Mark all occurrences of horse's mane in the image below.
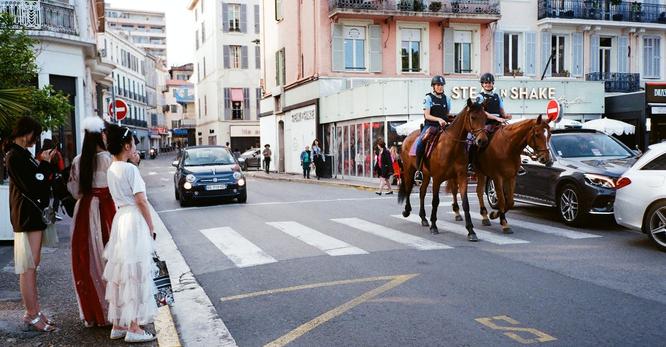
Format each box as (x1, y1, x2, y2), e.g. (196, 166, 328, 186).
(449, 101, 482, 128)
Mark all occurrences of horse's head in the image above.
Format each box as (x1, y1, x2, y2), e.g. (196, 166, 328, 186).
(528, 114, 552, 165)
(464, 97, 489, 148)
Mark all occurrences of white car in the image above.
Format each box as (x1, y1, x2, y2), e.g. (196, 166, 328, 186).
(614, 142, 666, 252)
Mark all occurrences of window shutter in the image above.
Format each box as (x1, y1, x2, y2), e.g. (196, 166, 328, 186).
(590, 34, 599, 74)
(655, 38, 661, 78)
(332, 24, 344, 72)
(241, 46, 248, 69)
(243, 88, 250, 120)
(572, 32, 583, 77)
(256, 88, 261, 117)
(224, 88, 230, 120)
(494, 31, 504, 75)
(618, 36, 628, 73)
(444, 28, 454, 73)
(255, 45, 261, 69)
(240, 4, 247, 33)
(525, 32, 536, 76)
(275, 50, 279, 85)
(222, 3, 229, 32)
(368, 25, 382, 72)
(223, 45, 230, 69)
(541, 31, 552, 77)
(254, 5, 260, 34)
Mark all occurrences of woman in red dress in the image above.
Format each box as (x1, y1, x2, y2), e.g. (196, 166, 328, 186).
(68, 117, 116, 327)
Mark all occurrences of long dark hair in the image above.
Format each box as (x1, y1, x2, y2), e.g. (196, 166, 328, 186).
(106, 123, 135, 155)
(11, 116, 42, 144)
(79, 130, 107, 195)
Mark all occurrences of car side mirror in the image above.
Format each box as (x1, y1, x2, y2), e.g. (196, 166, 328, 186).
(172, 160, 179, 167)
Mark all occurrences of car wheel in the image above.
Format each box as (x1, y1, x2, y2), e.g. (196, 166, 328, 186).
(485, 179, 499, 210)
(645, 200, 666, 252)
(557, 184, 586, 226)
(179, 196, 190, 207)
(175, 187, 180, 200)
(237, 190, 247, 203)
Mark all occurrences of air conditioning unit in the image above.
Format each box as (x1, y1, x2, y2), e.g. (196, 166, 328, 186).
(99, 49, 107, 57)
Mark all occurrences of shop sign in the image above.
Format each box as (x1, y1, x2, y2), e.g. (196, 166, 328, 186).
(230, 125, 260, 137)
(652, 107, 666, 114)
(645, 83, 666, 103)
(290, 109, 315, 123)
(451, 86, 556, 100)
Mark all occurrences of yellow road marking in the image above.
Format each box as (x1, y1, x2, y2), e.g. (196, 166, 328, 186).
(264, 274, 418, 347)
(220, 274, 412, 302)
(476, 315, 557, 344)
(155, 305, 182, 347)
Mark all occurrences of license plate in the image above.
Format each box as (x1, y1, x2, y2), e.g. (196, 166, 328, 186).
(205, 184, 226, 191)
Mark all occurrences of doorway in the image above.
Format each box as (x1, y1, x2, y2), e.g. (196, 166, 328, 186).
(278, 120, 285, 172)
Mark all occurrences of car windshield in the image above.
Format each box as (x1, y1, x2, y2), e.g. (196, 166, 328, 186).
(241, 149, 258, 156)
(183, 148, 236, 166)
(551, 133, 634, 158)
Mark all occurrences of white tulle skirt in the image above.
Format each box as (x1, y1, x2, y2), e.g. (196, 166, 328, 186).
(102, 205, 157, 327)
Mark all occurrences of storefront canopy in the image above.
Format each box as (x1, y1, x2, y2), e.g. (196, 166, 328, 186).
(582, 118, 635, 136)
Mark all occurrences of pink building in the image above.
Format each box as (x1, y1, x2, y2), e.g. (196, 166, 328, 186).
(261, 0, 501, 175)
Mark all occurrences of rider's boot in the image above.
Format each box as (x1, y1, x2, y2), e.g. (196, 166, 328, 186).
(414, 147, 424, 185)
(467, 146, 476, 175)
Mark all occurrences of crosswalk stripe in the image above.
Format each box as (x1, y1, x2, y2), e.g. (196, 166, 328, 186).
(200, 227, 277, 268)
(392, 214, 530, 245)
(266, 221, 369, 256)
(457, 213, 602, 239)
(331, 218, 452, 250)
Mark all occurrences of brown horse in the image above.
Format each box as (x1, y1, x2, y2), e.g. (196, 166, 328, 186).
(448, 115, 552, 233)
(398, 98, 488, 241)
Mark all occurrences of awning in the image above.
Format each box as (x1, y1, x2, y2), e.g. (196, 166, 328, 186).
(231, 88, 244, 102)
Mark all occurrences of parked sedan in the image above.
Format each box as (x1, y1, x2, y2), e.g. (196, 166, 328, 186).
(614, 142, 666, 252)
(173, 146, 247, 207)
(238, 148, 261, 171)
(486, 129, 637, 226)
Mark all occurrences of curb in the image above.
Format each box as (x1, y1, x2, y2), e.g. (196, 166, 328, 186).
(155, 305, 181, 347)
(245, 172, 383, 192)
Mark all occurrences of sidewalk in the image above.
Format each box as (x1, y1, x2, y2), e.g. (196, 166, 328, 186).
(0, 214, 177, 346)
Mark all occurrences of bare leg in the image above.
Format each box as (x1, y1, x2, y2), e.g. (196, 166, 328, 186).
(20, 231, 43, 317)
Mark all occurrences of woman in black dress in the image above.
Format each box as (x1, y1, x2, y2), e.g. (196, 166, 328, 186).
(373, 138, 393, 195)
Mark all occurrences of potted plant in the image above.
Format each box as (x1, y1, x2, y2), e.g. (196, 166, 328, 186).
(511, 68, 524, 77)
(429, 1, 442, 12)
(413, 0, 424, 11)
(398, 0, 412, 11)
(630, 1, 642, 21)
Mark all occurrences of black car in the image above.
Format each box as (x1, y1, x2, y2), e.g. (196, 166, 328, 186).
(238, 148, 261, 171)
(173, 146, 247, 206)
(485, 129, 638, 226)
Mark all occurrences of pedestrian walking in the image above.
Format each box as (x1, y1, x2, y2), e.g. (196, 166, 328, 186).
(312, 139, 324, 180)
(262, 144, 272, 174)
(37, 138, 65, 219)
(389, 145, 402, 188)
(300, 145, 312, 179)
(67, 116, 116, 327)
(6, 116, 57, 332)
(102, 123, 157, 343)
(373, 138, 393, 195)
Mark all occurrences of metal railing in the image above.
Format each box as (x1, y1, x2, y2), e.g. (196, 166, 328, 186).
(538, 0, 666, 24)
(329, 0, 500, 15)
(0, 0, 78, 35)
(585, 72, 640, 93)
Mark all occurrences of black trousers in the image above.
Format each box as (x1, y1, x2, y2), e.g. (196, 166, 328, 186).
(303, 164, 311, 178)
(264, 157, 271, 173)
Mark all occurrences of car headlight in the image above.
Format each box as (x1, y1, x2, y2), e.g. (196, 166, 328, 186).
(233, 171, 242, 180)
(186, 174, 196, 183)
(584, 174, 615, 189)
(237, 178, 246, 186)
(183, 182, 192, 190)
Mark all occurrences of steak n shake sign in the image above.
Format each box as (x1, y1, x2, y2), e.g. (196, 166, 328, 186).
(450, 86, 557, 100)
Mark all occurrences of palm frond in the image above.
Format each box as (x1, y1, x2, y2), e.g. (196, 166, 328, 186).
(0, 88, 31, 129)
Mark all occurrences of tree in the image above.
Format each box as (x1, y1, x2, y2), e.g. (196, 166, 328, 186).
(0, 12, 73, 183)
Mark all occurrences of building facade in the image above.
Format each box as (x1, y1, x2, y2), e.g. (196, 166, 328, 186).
(105, 6, 167, 60)
(164, 64, 196, 148)
(189, 0, 262, 152)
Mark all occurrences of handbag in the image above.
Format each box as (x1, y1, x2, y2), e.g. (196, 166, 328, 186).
(22, 192, 56, 225)
(152, 254, 174, 307)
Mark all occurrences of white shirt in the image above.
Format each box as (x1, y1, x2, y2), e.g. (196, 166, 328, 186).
(107, 161, 146, 207)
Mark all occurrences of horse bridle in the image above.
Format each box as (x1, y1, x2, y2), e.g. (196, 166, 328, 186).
(453, 106, 486, 142)
(525, 125, 551, 159)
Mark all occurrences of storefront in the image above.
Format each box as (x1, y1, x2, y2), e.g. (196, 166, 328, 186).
(646, 82, 666, 146)
(604, 92, 646, 150)
(230, 124, 261, 153)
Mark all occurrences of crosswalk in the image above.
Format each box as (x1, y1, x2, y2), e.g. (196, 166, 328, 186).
(197, 214, 604, 270)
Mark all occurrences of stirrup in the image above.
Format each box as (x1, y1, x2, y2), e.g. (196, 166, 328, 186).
(467, 164, 475, 175)
(414, 171, 423, 184)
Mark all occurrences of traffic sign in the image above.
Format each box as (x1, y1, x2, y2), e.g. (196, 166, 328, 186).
(546, 99, 562, 123)
(109, 99, 128, 121)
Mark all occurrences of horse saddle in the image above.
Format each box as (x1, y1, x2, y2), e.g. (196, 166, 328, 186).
(409, 126, 445, 158)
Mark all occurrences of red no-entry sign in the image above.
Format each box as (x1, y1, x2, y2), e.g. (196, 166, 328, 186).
(109, 99, 128, 121)
(546, 99, 561, 123)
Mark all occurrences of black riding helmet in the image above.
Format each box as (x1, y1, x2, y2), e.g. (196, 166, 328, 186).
(480, 72, 495, 84)
(431, 75, 446, 86)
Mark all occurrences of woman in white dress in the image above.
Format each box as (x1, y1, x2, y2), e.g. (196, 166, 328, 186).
(102, 123, 157, 343)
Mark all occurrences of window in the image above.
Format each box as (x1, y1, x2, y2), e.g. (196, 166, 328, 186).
(454, 30, 472, 73)
(644, 37, 661, 79)
(276, 48, 285, 85)
(230, 45, 242, 69)
(204, 95, 207, 116)
(401, 28, 421, 72)
(599, 37, 612, 75)
(203, 57, 206, 77)
(170, 105, 177, 113)
(275, 0, 283, 21)
(232, 101, 243, 120)
(255, 45, 261, 69)
(503, 33, 520, 75)
(551, 35, 567, 75)
(641, 153, 666, 170)
(228, 4, 241, 32)
(201, 22, 205, 43)
(344, 26, 366, 71)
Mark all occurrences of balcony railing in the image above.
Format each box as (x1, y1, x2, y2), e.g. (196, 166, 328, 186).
(329, 0, 500, 16)
(0, 0, 78, 35)
(538, 0, 666, 24)
(585, 72, 640, 93)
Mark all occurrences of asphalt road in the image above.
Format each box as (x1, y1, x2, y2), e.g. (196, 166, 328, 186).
(142, 155, 666, 347)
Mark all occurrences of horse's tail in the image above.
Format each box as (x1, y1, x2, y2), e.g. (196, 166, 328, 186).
(398, 175, 408, 204)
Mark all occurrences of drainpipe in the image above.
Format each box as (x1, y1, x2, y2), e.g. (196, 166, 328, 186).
(297, 0, 302, 80)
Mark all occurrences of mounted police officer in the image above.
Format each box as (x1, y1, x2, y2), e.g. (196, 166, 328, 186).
(413, 75, 452, 184)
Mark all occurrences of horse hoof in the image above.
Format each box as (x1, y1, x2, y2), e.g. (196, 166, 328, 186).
(455, 215, 463, 222)
(482, 219, 491, 226)
(421, 220, 430, 227)
(430, 227, 439, 235)
(467, 234, 479, 242)
(502, 227, 513, 234)
(402, 210, 410, 218)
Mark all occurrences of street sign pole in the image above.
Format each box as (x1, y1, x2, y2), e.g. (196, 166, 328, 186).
(111, 74, 119, 125)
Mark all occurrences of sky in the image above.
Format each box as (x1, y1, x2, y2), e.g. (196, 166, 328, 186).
(107, 0, 194, 67)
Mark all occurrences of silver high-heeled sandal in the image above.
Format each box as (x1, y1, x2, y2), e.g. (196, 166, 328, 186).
(22, 314, 55, 332)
